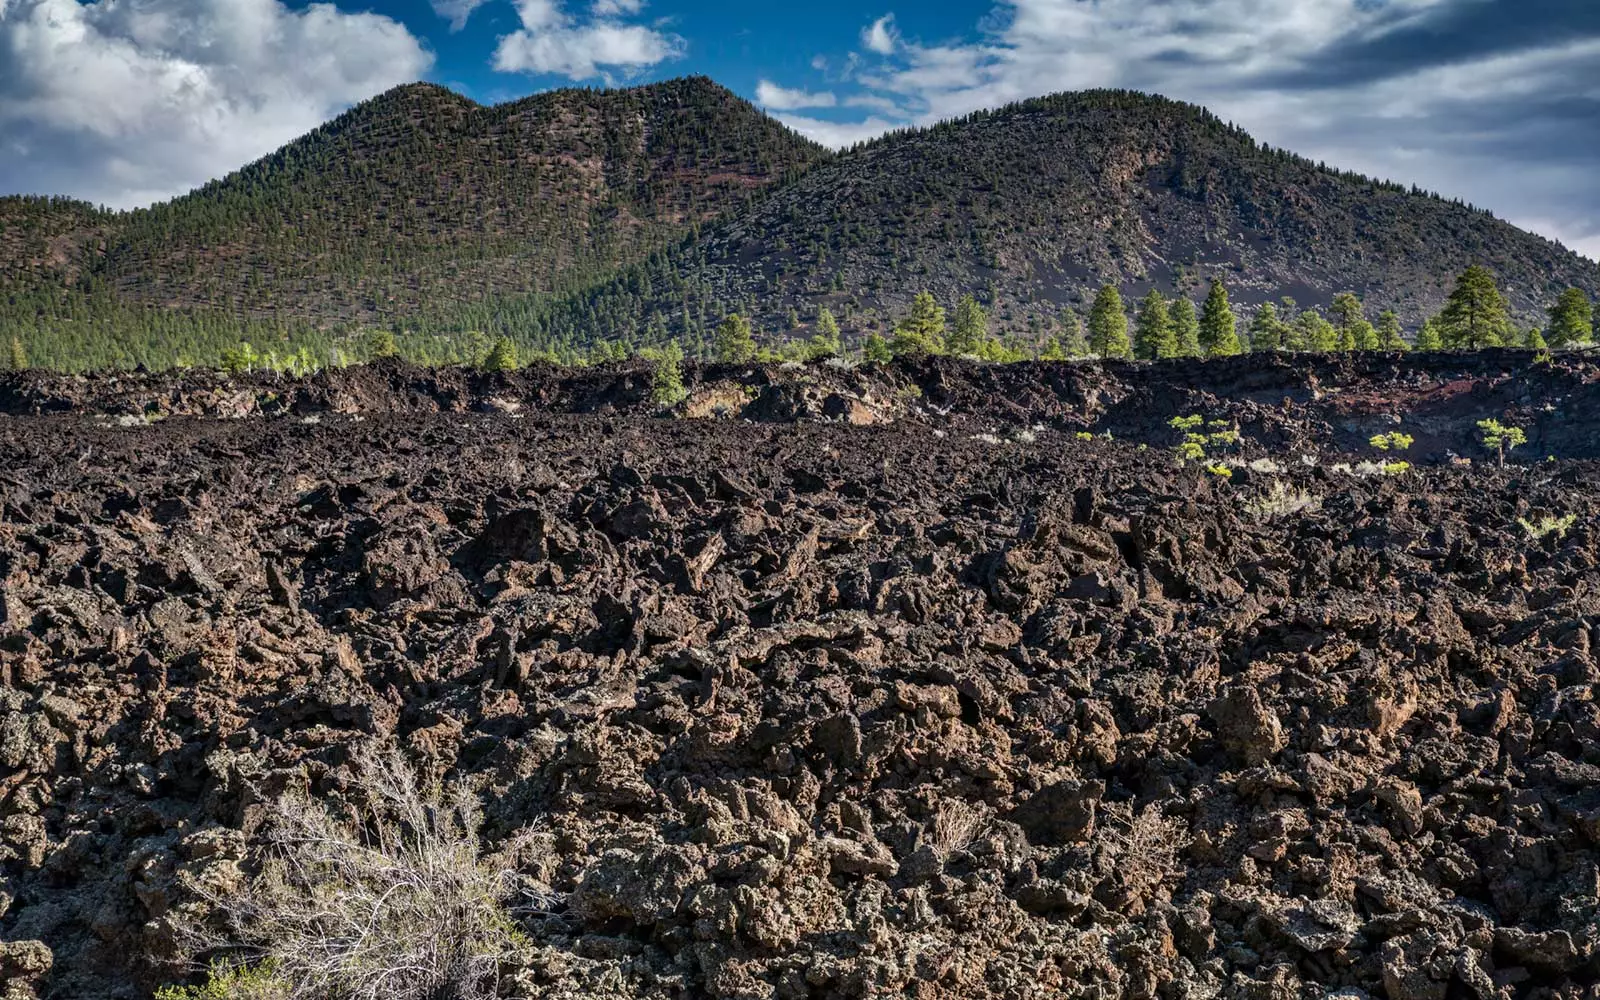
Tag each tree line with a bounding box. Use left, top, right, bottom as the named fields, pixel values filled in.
left=2, top=264, right=1593, bottom=375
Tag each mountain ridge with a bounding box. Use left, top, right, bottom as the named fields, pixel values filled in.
left=1, top=78, right=1595, bottom=369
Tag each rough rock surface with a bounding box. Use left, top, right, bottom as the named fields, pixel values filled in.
left=1, top=353, right=1598, bottom=999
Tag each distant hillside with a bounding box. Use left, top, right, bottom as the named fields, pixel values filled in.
left=538, top=90, right=1598, bottom=346
left=2, top=82, right=1596, bottom=369
left=96, top=78, right=827, bottom=321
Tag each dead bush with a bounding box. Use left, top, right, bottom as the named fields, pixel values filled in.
left=177, top=745, right=548, bottom=1000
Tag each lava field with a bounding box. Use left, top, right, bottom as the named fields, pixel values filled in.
left=1, top=352, right=1598, bottom=1000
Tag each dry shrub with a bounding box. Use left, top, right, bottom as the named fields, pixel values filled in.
left=181, top=745, right=545, bottom=1000
left=928, top=799, right=988, bottom=858
left=1096, top=803, right=1188, bottom=904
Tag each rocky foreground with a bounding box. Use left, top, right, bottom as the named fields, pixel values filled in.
left=1, top=353, right=1598, bottom=1000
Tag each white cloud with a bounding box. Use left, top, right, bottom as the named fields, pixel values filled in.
left=805, top=0, right=1600, bottom=253
left=430, top=0, right=488, bottom=32
left=493, top=0, right=684, bottom=81
left=756, top=80, right=837, bottom=111
left=0, top=0, right=432, bottom=209
left=775, top=113, right=902, bottom=150
left=862, top=13, right=896, bottom=55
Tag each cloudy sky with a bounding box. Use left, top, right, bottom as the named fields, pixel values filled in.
left=1, top=0, right=1597, bottom=260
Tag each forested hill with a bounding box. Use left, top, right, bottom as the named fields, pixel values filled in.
left=95, top=77, right=829, bottom=321
left=536, top=90, right=1598, bottom=348
left=1, top=81, right=1595, bottom=370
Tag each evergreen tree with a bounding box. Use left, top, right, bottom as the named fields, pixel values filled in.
left=1199, top=280, right=1241, bottom=356
left=1413, top=317, right=1444, bottom=352
left=366, top=329, right=398, bottom=359
left=1088, top=285, right=1131, bottom=359
left=1248, top=303, right=1286, bottom=352
left=1375, top=311, right=1407, bottom=351
left=650, top=340, right=687, bottom=406
left=1524, top=326, right=1547, bottom=350
left=1170, top=297, right=1202, bottom=358
left=1351, top=320, right=1379, bottom=351
left=1057, top=310, right=1090, bottom=357
left=862, top=332, right=893, bottom=363
left=891, top=291, right=946, bottom=356
left=1296, top=312, right=1338, bottom=353
left=1438, top=265, right=1510, bottom=349
left=715, top=313, right=756, bottom=362
left=807, top=308, right=842, bottom=358
left=1546, top=288, right=1593, bottom=348
left=482, top=337, right=518, bottom=372
left=1133, top=289, right=1177, bottom=360
left=946, top=295, right=990, bottom=356
left=7, top=336, right=26, bottom=371
left=1330, top=293, right=1364, bottom=336
left=1164, top=294, right=1203, bottom=356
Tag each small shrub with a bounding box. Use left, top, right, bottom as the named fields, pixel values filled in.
left=157, top=959, right=288, bottom=1000
left=1096, top=804, right=1187, bottom=905
left=1074, top=431, right=1094, bottom=442
left=1383, top=461, right=1412, bottom=475
left=1519, top=514, right=1577, bottom=541
left=928, top=801, right=988, bottom=859
left=1245, top=481, right=1321, bottom=519
left=176, top=746, right=545, bottom=1000
left=1369, top=432, right=1414, bottom=451
left=1477, top=419, right=1527, bottom=466
left=1205, top=463, right=1234, bottom=479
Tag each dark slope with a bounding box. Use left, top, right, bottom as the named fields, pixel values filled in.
left=547, top=90, right=1597, bottom=344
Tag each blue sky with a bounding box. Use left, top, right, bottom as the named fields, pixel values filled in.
left=2, top=0, right=1598, bottom=260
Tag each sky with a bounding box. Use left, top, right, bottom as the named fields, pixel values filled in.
left=1, top=0, right=1598, bottom=261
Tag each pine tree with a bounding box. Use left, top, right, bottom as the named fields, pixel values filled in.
left=1088, top=285, right=1131, bottom=359
left=1351, top=320, right=1379, bottom=351
left=650, top=340, right=687, bottom=406
left=1546, top=288, right=1593, bottom=348
left=807, top=308, right=842, bottom=359
left=1524, top=327, right=1547, bottom=350
left=1297, top=312, right=1338, bottom=353
left=1133, top=289, right=1177, bottom=360
left=1413, top=317, right=1444, bottom=352
left=1171, top=297, right=1202, bottom=358
left=1330, top=293, right=1364, bottom=340
left=862, top=332, right=892, bottom=363
left=946, top=295, right=990, bottom=356
left=1057, top=310, right=1089, bottom=357
left=1438, top=265, right=1510, bottom=349
left=1375, top=311, right=1408, bottom=351
left=1199, top=280, right=1241, bottom=357
left=1248, top=303, right=1286, bottom=352
left=891, top=291, right=946, bottom=356
left=715, top=313, right=756, bottom=363
left=7, top=336, right=26, bottom=371
left=366, top=329, right=398, bottom=359
left=482, top=337, right=518, bottom=372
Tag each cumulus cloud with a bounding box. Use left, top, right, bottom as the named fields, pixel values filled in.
left=756, top=80, right=837, bottom=111
left=771, top=113, right=902, bottom=150
left=493, top=0, right=684, bottom=81
left=0, top=0, right=433, bottom=209
left=792, top=0, right=1600, bottom=259
left=861, top=14, right=896, bottom=56
left=430, top=0, right=488, bottom=32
